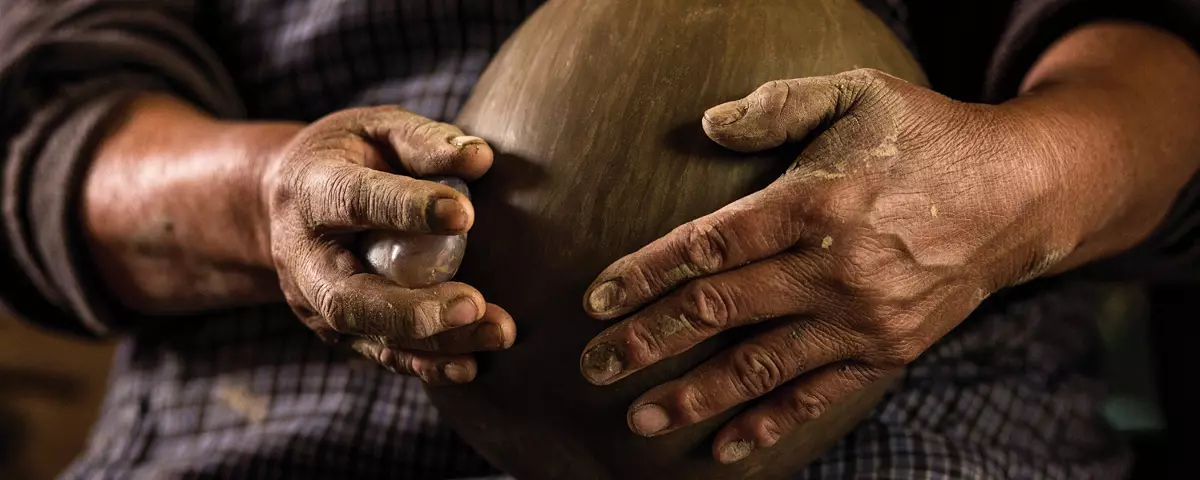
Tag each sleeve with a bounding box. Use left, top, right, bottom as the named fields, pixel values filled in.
left=982, top=0, right=1200, bottom=283
left=0, top=0, right=246, bottom=337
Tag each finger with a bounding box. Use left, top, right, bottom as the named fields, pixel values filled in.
left=580, top=252, right=827, bottom=385
left=387, top=303, right=517, bottom=354
left=341, top=106, right=494, bottom=180
left=711, top=363, right=888, bottom=464
left=295, top=242, right=486, bottom=340
left=621, top=318, right=856, bottom=438
left=702, top=70, right=887, bottom=153
left=301, top=162, right=474, bottom=234
left=583, top=185, right=807, bottom=320
left=348, top=337, right=478, bottom=385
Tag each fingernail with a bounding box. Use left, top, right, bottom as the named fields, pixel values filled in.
left=587, top=280, right=625, bottom=314
left=630, top=404, right=671, bottom=436
left=718, top=439, right=754, bottom=464
left=449, top=135, right=485, bottom=148
left=580, top=343, right=623, bottom=384
left=442, top=362, right=474, bottom=383
left=429, top=198, right=469, bottom=232
left=445, top=297, right=479, bottom=327
left=473, top=323, right=506, bottom=350
left=704, top=103, right=746, bottom=126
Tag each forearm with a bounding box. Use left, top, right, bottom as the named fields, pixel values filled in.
left=1000, top=21, right=1200, bottom=275
left=84, top=93, right=301, bottom=313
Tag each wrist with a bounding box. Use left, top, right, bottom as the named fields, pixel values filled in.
left=216, top=120, right=304, bottom=269
left=84, top=93, right=302, bottom=312
left=993, top=82, right=1164, bottom=280
left=989, top=22, right=1200, bottom=280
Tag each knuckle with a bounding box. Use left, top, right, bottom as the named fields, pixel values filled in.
left=410, top=117, right=443, bottom=141
left=673, top=386, right=714, bottom=424
left=841, top=364, right=883, bottom=386
left=386, top=179, right=427, bottom=230
left=405, top=357, right=439, bottom=383
left=838, top=68, right=892, bottom=91
left=322, top=167, right=366, bottom=225
left=315, top=284, right=349, bottom=332
left=755, top=416, right=786, bottom=446
left=396, top=353, right=420, bottom=378
left=360, top=106, right=415, bottom=135
left=376, top=345, right=400, bottom=373
left=729, top=345, right=785, bottom=399
left=401, top=301, right=441, bottom=339
left=683, top=219, right=732, bottom=273
left=785, top=390, right=828, bottom=422
left=835, top=241, right=901, bottom=297
left=621, top=321, right=666, bottom=366
left=278, top=161, right=333, bottom=224
left=618, top=261, right=659, bottom=299
left=753, top=80, right=791, bottom=104
left=679, top=280, right=734, bottom=330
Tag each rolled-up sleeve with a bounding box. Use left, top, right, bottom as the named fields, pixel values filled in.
left=982, top=0, right=1200, bottom=283
left=0, top=0, right=244, bottom=336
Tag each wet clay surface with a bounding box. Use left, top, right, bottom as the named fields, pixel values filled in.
left=425, top=0, right=926, bottom=478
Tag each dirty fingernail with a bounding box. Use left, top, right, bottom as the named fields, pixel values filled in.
left=442, top=362, right=474, bottom=383
left=718, top=439, right=754, bottom=464
left=473, top=323, right=507, bottom=350
left=587, top=280, right=625, bottom=314
left=445, top=298, right=479, bottom=327
left=449, top=135, right=485, bottom=148
left=630, top=404, right=671, bottom=436
left=704, top=103, right=746, bottom=127
left=580, top=343, right=623, bottom=384
left=429, top=198, right=469, bottom=232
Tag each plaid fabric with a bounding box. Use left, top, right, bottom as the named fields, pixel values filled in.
left=52, top=1, right=1129, bottom=478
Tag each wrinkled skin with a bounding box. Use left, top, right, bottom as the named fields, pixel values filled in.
left=361, top=176, right=471, bottom=289
left=263, top=106, right=517, bottom=385
left=580, top=69, right=1066, bottom=463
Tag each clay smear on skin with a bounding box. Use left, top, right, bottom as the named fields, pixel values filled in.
left=721, top=439, right=755, bottom=462
left=1015, top=248, right=1072, bottom=285
left=662, top=263, right=704, bottom=286
left=867, top=133, right=900, bottom=158
left=651, top=314, right=690, bottom=339
left=792, top=126, right=901, bottom=183
left=582, top=343, right=623, bottom=381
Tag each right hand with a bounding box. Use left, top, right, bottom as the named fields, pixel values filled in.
left=261, top=106, right=516, bottom=385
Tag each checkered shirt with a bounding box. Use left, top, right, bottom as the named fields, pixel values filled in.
left=8, top=0, right=1188, bottom=478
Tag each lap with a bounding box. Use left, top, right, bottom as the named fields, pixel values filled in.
left=62, top=281, right=1129, bottom=480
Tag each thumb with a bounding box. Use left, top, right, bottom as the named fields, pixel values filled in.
left=703, top=69, right=882, bottom=153
left=338, top=106, right=495, bottom=180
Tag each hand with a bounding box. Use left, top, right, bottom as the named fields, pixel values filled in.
left=578, top=69, right=1070, bottom=462
left=263, top=106, right=516, bottom=386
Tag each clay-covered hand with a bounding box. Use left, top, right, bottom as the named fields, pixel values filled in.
left=263, top=106, right=516, bottom=385
left=579, top=69, right=1070, bottom=462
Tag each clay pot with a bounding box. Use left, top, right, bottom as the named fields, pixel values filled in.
left=428, top=1, right=927, bottom=478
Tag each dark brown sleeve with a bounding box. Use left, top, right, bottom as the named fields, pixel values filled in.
left=983, top=0, right=1200, bottom=282
left=0, top=0, right=244, bottom=336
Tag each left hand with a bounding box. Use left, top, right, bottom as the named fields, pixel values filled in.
left=578, top=69, right=1075, bottom=463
